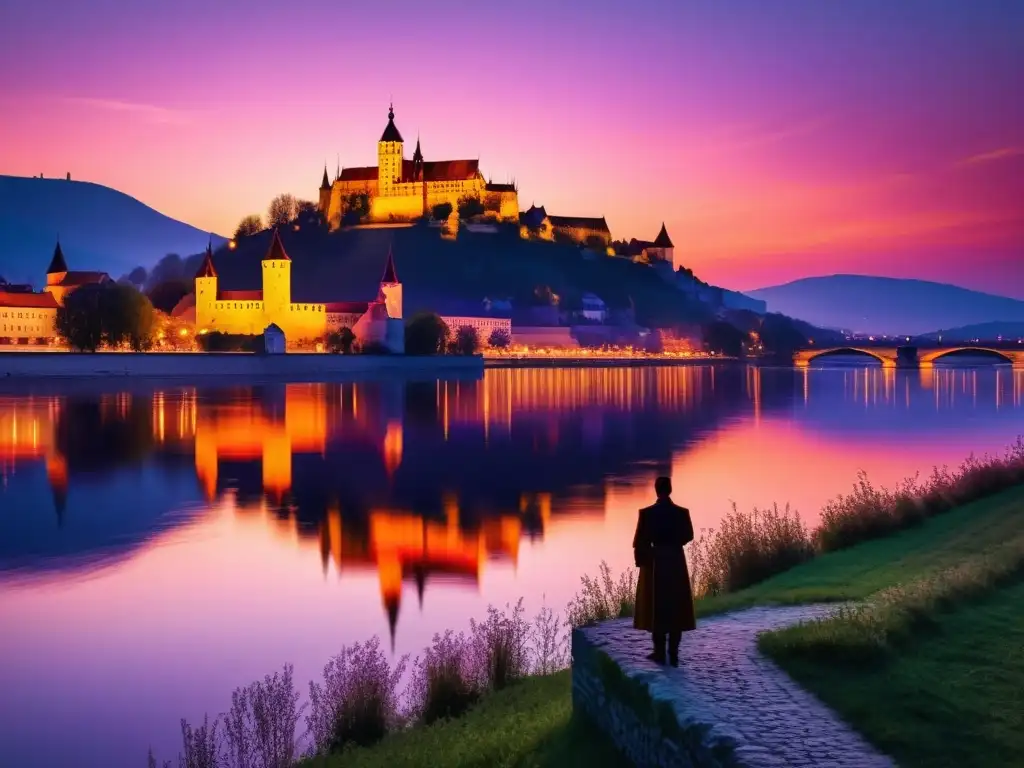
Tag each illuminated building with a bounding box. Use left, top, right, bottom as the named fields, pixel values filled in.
left=188, top=233, right=404, bottom=350
left=319, top=103, right=520, bottom=228
left=0, top=241, right=109, bottom=343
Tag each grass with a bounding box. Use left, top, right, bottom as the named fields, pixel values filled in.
left=696, top=483, right=1024, bottom=616
left=300, top=670, right=629, bottom=768
left=767, top=582, right=1024, bottom=768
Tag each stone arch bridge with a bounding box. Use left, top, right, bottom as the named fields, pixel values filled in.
left=793, top=345, right=1024, bottom=369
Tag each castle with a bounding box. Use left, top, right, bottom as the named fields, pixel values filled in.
left=191, top=230, right=404, bottom=351
left=317, top=104, right=520, bottom=227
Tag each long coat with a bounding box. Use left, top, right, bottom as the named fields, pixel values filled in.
left=632, top=498, right=697, bottom=634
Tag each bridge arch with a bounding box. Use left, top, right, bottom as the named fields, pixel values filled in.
left=919, top=347, right=1016, bottom=365
left=795, top=347, right=894, bottom=366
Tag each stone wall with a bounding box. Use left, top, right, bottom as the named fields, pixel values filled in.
left=0, top=351, right=483, bottom=379
left=572, top=627, right=742, bottom=768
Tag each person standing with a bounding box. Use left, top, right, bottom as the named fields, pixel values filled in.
left=632, top=476, right=697, bottom=666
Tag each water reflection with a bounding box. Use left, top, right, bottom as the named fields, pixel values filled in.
left=2, top=364, right=1024, bottom=768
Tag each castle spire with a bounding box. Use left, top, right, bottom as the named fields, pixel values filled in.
left=654, top=222, right=674, bottom=248
left=47, top=239, right=68, bottom=275
left=195, top=240, right=217, bottom=278
left=381, top=245, right=399, bottom=284
left=320, top=165, right=330, bottom=190
left=412, top=136, right=423, bottom=163
left=264, top=228, right=291, bottom=262
left=380, top=101, right=403, bottom=143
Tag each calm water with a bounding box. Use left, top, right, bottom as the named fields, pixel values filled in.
left=2, top=362, right=1023, bottom=767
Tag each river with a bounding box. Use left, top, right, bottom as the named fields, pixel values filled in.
left=1, top=361, right=1022, bottom=767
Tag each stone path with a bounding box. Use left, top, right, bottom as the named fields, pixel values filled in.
left=581, top=605, right=895, bottom=768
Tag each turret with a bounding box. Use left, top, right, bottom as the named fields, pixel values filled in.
left=46, top=240, right=68, bottom=286
left=377, top=103, right=404, bottom=195
left=412, top=137, right=423, bottom=181
left=318, top=165, right=332, bottom=218
left=261, top=228, right=292, bottom=323
left=194, top=239, right=218, bottom=328
left=653, top=222, right=677, bottom=269
left=379, top=246, right=402, bottom=320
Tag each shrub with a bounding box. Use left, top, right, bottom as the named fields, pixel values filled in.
left=468, top=599, right=530, bottom=691
left=566, top=561, right=637, bottom=628
left=178, top=715, right=221, bottom=768
left=689, top=503, right=813, bottom=597
left=431, top=202, right=453, bottom=221
left=407, top=630, right=478, bottom=724
left=306, top=637, right=409, bottom=754
left=197, top=332, right=262, bottom=353
left=450, top=325, right=479, bottom=356
left=325, top=327, right=355, bottom=354
left=222, top=664, right=303, bottom=768
left=405, top=313, right=449, bottom=355
left=487, top=327, right=511, bottom=349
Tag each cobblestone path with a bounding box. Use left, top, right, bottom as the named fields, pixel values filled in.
left=582, top=606, right=895, bottom=768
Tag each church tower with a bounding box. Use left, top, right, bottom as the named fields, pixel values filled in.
left=261, top=229, right=292, bottom=327
left=194, top=240, right=218, bottom=329
left=318, top=165, right=331, bottom=218
left=377, top=103, right=404, bottom=196
left=46, top=240, right=68, bottom=286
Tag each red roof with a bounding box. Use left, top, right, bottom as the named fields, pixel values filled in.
left=220, top=289, right=263, bottom=301
left=339, top=166, right=378, bottom=182
left=325, top=301, right=369, bottom=314
left=0, top=291, right=59, bottom=309
left=196, top=247, right=217, bottom=278
left=57, top=271, right=110, bottom=287
left=548, top=215, right=610, bottom=233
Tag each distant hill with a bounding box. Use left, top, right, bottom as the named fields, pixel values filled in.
left=207, top=224, right=713, bottom=328
left=748, top=275, right=1024, bottom=336
left=0, top=175, right=226, bottom=286
left=919, top=321, right=1024, bottom=342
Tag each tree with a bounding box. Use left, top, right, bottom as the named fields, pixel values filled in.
left=267, top=194, right=297, bottom=227
left=488, top=327, right=511, bottom=349
left=702, top=320, right=745, bottom=357
left=296, top=200, right=318, bottom=219
left=147, top=279, right=191, bottom=314
left=56, top=283, right=156, bottom=352
left=326, top=327, right=356, bottom=354
left=431, top=202, right=453, bottom=221
left=145, top=253, right=184, bottom=291
left=126, top=266, right=148, bottom=287
left=451, top=325, right=479, bottom=355
left=457, top=195, right=484, bottom=219
left=57, top=284, right=105, bottom=351
left=235, top=214, right=263, bottom=239
left=405, top=313, right=449, bottom=355
left=342, top=193, right=371, bottom=224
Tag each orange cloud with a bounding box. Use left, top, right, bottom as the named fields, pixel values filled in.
left=955, top=147, right=1024, bottom=168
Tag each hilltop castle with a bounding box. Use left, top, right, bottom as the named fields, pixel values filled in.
left=317, top=104, right=520, bottom=228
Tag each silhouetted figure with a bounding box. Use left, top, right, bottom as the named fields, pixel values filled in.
left=632, top=476, right=696, bottom=666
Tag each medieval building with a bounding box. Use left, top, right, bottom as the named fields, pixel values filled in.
left=318, top=104, right=520, bottom=228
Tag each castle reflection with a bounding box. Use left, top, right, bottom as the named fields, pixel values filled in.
left=4, top=364, right=1022, bottom=635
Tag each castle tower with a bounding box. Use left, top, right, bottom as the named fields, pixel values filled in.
left=653, top=222, right=677, bottom=270
left=377, top=103, right=404, bottom=196
left=412, top=137, right=423, bottom=181
left=46, top=240, right=68, bottom=286
left=379, top=246, right=402, bottom=320
left=194, top=240, right=218, bottom=329
left=318, top=165, right=331, bottom=218
left=261, top=229, right=292, bottom=327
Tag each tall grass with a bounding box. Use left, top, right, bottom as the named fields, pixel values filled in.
left=306, top=637, right=409, bottom=755
left=468, top=599, right=531, bottom=691
left=565, top=560, right=637, bottom=627
left=760, top=537, right=1024, bottom=664
left=689, top=503, right=813, bottom=597
left=406, top=630, right=478, bottom=725
left=223, top=664, right=304, bottom=768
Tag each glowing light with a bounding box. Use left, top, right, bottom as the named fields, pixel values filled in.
left=179, top=328, right=189, bottom=337
left=228, top=240, right=237, bottom=250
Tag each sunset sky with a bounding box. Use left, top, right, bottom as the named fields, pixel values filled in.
left=1, top=0, right=1022, bottom=294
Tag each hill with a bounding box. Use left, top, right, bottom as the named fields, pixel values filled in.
left=919, top=321, right=1024, bottom=342
left=206, top=223, right=713, bottom=328
left=0, top=175, right=226, bottom=286
left=747, top=275, right=1024, bottom=336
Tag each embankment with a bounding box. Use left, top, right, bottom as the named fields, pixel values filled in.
left=0, top=351, right=483, bottom=381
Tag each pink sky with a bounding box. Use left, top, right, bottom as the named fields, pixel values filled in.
left=1, top=0, right=1021, bottom=294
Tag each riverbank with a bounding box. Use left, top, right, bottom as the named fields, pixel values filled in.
left=484, top=355, right=732, bottom=368
left=0, top=351, right=483, bottom=380
left=308, top=485, right=1024, bottom=768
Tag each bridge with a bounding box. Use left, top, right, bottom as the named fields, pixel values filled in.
left=793, top=344, right=1024, bottom=369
